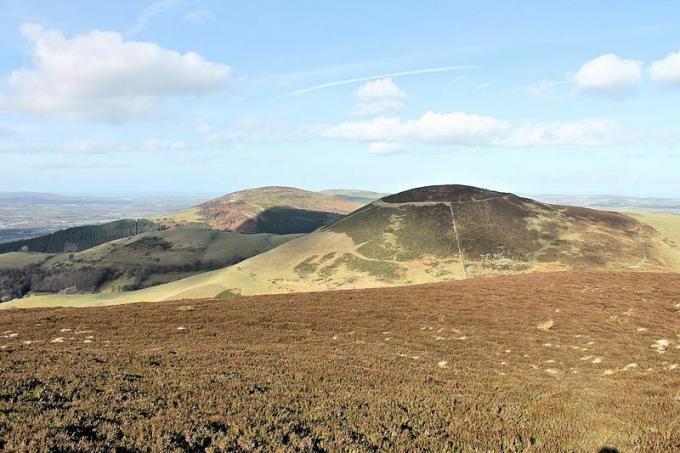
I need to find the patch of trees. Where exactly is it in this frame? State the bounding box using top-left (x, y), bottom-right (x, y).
top-left (0, 255), bottom-right (249, 302)
top-left (0, 268), bottom-right (33, 302)
top-left (0, 219), bottom-right (163, 254)
top-left (125, 236), bottom-right (172, 251)
top-left (121, 257), bottom-right (245, 291)
top-left (0, 266), bottom-right (115, 302)
top-left (30, 268), bottom-right (113, 293)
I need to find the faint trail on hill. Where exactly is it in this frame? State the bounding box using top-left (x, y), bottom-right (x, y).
top-left (448, 203), bottom-right (467, 279)
top-left (632, 224), bottom-right (649, 268)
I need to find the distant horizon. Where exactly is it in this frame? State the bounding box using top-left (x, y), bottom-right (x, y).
top-left (0, 186), bottom-right (679, 201)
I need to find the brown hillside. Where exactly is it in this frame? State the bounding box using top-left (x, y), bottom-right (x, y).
top-left (197, 186), bottom-right (362, 233)
top-left (1, 272), bottom-right (679, 450)
top-left (329, 184), bottom-right (667, 275)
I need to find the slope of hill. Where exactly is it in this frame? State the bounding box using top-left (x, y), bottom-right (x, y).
top-left (6, 184), bottom-right (680, 309)
top-left (1, 272), bottom-right (679, 451)
top-left (0, 229), bottom-right (299, 301)
top-left (157, 186), bottom-right (364, 234)
top-left (0, 219), bottom-right (163, 254)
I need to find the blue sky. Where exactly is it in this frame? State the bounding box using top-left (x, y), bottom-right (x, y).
top-left (0, 0), bottom-right (678, 197)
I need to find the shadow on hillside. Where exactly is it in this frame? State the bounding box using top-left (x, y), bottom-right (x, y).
top-left (244, 207), bottom-right (345, 234)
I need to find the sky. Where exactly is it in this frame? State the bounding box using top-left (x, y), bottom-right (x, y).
top-left (0, 0), bottom-right (679, 197)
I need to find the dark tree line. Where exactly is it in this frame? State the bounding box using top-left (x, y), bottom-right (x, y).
top-left (0, 266), bottom-right (114, 302)
top-left (0, 219), bottom-right (163, 254)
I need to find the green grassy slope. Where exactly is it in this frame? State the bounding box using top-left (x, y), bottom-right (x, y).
top-left (0, 228), bottom-right (300, 302)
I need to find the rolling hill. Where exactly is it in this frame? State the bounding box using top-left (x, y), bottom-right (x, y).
top-left (156, 186), bottom-right (365, 234)
top-left (5, 184), bottom-right (679, 308)
top-left (0, 229), bottom-right (299, 301)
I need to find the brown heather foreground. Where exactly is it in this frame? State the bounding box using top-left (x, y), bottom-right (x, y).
top-left (1, 272), bottom-right (680, 451)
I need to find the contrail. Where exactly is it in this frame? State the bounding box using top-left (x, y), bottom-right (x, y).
top-left (285, 65), bottom-right (477, 96)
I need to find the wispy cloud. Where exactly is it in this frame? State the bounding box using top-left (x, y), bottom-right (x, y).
top-left (0, 125), bottom-right (17, 138)
top-left (128, 0), bottom-right (182, 36)
top-left (285, 65), bottom-right (476, 96)
top-left (185, 9), bottom-right (214, 24)
top-left (526, 79), bottom-right (564, 98)
top-left (318, 113), bottom-right (633, 150)
top-left (62, 139), bottom-right (187, 154)
top-left (198, 111), bottom-right (635, 152)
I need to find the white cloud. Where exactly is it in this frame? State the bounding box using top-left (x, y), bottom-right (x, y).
top-left (497, 119), bottom-right (629, 147)
top-left (62, 139), bottom-right (186, 153)
top-left (351, 78), bottom-right (406, 116)
top-left (204, 111), bottom-right (630, 150)
top-left (322, 112), bottom-right (509, 145)
top-left (1, 24), bottom-right (231, 121)
top-left (355, 78), bottom-right (406, 101)
top-left (650, 50), bottom-right (680, 86)
top-left (368, 142), bottom-right (407, 154)
top-left (527, 79), bottom-right (560, 98)
top-left (195, 119), bottom-right (212, 134)
top-left (185, 9), bottom-right (214, 24)
top-left (572, 54), bottom-right (642, 98)
top-left (318, 111), bottom-right (630, 149)
top-left (200, 116), bottom-right (295, 143)
top-left (352, 99), bottom-right (404, 117)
